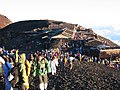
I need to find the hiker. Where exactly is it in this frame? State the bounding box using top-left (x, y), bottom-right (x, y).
top-left (50, 55), bottom-right (58, 75)
top-left (59, 53), bottom-right (64, 71)
top-left (28, 53), bottom-right (34, 65)
top-left (26, 53), bottom-right (35, 89)
top-left (1, 55), bottom-right (13, 90)
top-left (63, 54), bottom-right (68, 67)
top-left (10, 62), bottom-right (20, 89)
top-left (33, 54), bottom-right (51, 90)
top-left (68, 54), bottom-right (74, 70)
top-left (0, 56), bottom-right (5, 90)
top-left (9, 49), bottom-right (20, 89)
top-left (78, 52), bottom-right (82, 63)
top-left (116, 62), bottom-right (119, 69)
top-left (18, 53), bottom-right (31, 90)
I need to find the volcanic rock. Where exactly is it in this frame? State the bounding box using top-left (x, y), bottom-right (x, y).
top-left (29, 61), bottom-right (120, 90)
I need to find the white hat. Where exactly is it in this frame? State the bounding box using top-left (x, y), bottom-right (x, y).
top-left (0, 56), bottom-right (5, 64)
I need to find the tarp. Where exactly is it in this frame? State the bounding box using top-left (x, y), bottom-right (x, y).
top-left (52, 34), bottom-right (69, 39)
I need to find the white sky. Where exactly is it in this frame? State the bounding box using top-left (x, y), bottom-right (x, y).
top-left (0, 0), bottom-right (120, 26)
top-left (0, 0), bottom-right (120, 45)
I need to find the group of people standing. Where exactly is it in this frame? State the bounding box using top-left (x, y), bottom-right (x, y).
top-left (0, 48), bottom-right (66, 90)
top-left (1, 40), bottom-right (117, 90)
top-left (0, 40), bottom-right (88, 90)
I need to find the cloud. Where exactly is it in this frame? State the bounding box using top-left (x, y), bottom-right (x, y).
top-left (112, 40), bottom-right (120, 46)
top-left (90, 24), bottom-right (120, 46)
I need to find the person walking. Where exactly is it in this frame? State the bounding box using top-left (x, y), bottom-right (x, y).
top-left (68, 54), bottom-right (74, 70)
top-left (18, 53), bottom-right (31, 90)
top-left (50, 56), bottom-right (58, 75)
top-left (33, 54), bottom-right (51, 90)
top-left (0, 56), bottom-right (5, 90)
top-left (1, 55), bottom-right (13, 90)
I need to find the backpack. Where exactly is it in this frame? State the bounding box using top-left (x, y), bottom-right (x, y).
top-left (0, 73), bottom-right (5, 90)
top-left (0, 71), bottom-right (4, 83)
top-left (37, 57), bottom-right (49, 73)
top-left (17, 59), bottom-right (31, 84)
top-left (37, 58), bottom-right (46, 71)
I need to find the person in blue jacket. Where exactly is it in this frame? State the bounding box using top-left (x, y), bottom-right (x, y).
top-left (2, 55), bottom-right (13, 90)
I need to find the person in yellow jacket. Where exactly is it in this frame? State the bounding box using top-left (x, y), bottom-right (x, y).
top-left (18, 53), bottom-right (31, 90)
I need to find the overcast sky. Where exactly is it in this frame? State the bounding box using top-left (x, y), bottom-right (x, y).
top-left (0, 0), bottom-right (120, 45)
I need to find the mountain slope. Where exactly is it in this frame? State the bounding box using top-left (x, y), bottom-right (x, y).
top-left (0, 19), bottom-right (118, 51)
top-left (0, 14), bottom-right (12, 29)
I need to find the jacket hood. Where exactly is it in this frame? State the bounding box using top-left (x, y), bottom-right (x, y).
top-left (18, 53), bottom-right (26, 64)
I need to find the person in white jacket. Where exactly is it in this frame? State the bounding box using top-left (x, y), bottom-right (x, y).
top-left (50, 56), bottom-right (58, 75)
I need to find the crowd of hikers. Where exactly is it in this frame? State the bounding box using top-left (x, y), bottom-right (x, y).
top-left (0, 46), bottom-right (77, 90)
top-left (0, 41), bottom-right (119, 90)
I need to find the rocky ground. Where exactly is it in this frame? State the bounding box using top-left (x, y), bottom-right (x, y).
top-left (29, 61), bottom-right (120, 90)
